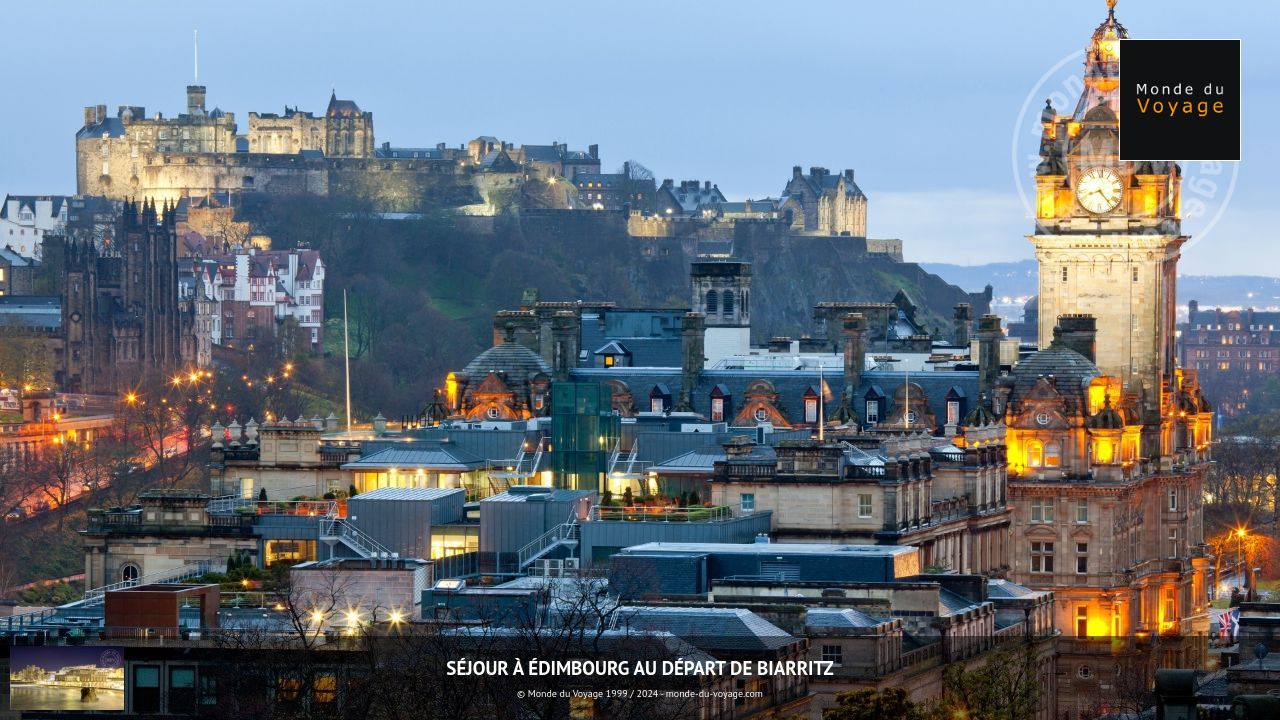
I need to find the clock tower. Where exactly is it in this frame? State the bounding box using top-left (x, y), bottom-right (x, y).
top-left (1030, 0), bottom-right (1184, 434)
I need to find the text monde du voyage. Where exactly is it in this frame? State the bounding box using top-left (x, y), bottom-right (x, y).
top-left (1133, 83), bottom-right (1227, 118)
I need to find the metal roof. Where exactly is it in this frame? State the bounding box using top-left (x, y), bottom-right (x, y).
top-left (615, 606), bottom-right (797, 652)
top-left (621, 542), bottom-right (916, 557)
top-left (804, 607), bottom-right (885, 629)
top-left (346, 487), bottom-right (464, 502)
top-left (342, 444), bottom-right (484, 471)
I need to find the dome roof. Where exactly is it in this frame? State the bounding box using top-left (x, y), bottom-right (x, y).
top-left (462, 341), bottom-right (553, 391)
top-left (1007, 343), bottom-right (1101, 418)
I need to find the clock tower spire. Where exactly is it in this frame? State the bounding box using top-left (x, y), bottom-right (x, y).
top-left (1028, 1), bottom-right (1184, 447)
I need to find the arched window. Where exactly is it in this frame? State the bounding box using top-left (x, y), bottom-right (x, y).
top-left (121, 563), bottom-right (140, 583)
top-left (1027, 441), bottom-right (1044, 468)
top-left (722, 290), bottom-right (735, 314)
top-left (705, 290), bottom-right (718, 314)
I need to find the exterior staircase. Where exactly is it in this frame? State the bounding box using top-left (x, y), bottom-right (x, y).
top-left (319, 513), bottom-right (394, 560)
top-left (2, 559), bottom-right (224, 632)
top-left (517, 508), bottom-right (581, 571)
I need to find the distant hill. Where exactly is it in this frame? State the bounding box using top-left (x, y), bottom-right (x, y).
top-left (923, 259), bottom-right (1280, 309)
top-left (241, 195), bottom-right (985, 416)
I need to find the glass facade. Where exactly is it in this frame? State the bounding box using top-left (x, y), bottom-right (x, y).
top-left (550, 382), bottom-right (620, 492)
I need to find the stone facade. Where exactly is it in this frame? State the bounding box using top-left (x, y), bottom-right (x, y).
top-left (1010, 11), bottom-right (1216, 711)
top-left (780, 166), bottom-right (867, 236)
top-left (54, 200), bottom-right (205, 393)
top-left (81, 490), bottom-right (257, 589)
top-left (1179, 301), bottom-right (1280, 417)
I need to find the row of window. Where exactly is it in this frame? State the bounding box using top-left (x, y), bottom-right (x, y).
top-left (1030, 490), bottom-right (1180, 525)
top-left (1195, 361), bottom-right (1275, 371)
top-left (1059, 267), bottom-right (1141, 282)
top-left (1190, 349), bottom-right (1274, 358)
top-left (740, 492), bottom-right (875, 518)
top-left (1029, 541), bottom-right (1091, 574)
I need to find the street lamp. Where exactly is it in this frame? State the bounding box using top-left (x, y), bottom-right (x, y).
top-left (1237, 527), bottom-right (1250, 601)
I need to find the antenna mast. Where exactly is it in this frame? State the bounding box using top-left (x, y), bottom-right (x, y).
top-left (193, 30), bottom-right (199, 83)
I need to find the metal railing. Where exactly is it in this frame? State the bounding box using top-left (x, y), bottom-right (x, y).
top-left (517, 508), bottom-right (580, 569)
top-left (590, 504), bottom-right (735, 523)
top-left (78, 560), bottom-right (221, 606)
top-left (3, 560), bottom-right (224, 633)
top-left (319, 515), bottom-right (393, 559)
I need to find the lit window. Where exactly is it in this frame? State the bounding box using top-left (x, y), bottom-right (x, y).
top-left (1027, 441), bottom-right (1044, 467)
top-left (1076, 606), bottom-right (1089, 637)
top-left (1045, 443), bottom-right (1062, 467)
top-left (946, 400), bottom-right (960, 425)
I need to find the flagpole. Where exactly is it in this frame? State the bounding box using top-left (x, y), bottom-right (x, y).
top-left (818, 363), bottom-right (825, 441)
top-left (343, 289), bottom-right (352, 434)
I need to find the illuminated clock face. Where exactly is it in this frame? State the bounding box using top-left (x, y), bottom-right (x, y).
top-left (1076, 167), bottom-right (1124, 214)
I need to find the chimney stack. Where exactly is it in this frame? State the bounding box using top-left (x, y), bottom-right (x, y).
top-left (551, 310), bottom-right (580, 382)
top-left (676, 312), bottom-right (705, 412)
top-left (1055, 314), bottom-right (1097, 363)
top-left (952, 303), bottom-right (973, 346)
top-left (976, 314), bottom-right (1003, 407)
top-left (841, 313), bottom-right (867, 405)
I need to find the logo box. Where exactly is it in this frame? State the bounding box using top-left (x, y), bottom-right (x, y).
top-left (1119, 39), bottom-right (1240, 161)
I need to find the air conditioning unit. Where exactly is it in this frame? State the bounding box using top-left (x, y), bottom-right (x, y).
top-left (536, 559), bottom-right (564, 577)
top-left (563, 558), bottom-right (580, 571)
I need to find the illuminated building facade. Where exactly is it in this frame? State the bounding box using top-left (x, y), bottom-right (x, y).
top-left (1008, 4), bottom-right (1215, 715)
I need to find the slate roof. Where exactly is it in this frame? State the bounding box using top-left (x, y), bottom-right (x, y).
top-left (461, 342), bottom-right (553, 402)
top-left (1, 195), bottom-right (69, 219)
top-left (615, 606), bottom-right (798, 652)
top-left (1006, 342), bottom-right (1099, 417)
top-left (375, 147), bottom-right (444, 159)
top-left (649, 447), bottom-right (726, 473)
top-left (0, 295), bottom-right (60, 330)
top-left (76, 117), bottom-right (126, 139)
top-left (342, 444), bottom-right (485, 471)
top-left (939, 588), bottom-right (984, 615)
top-left (326, 92), bottom-right (362, 117)
top-left (1187, 306), bottom-right (1280, 327)
top-left (804, 607), bottom-right (885, 629)
top-left (569, 366), bottom-right (979, 433)
top-left (985, 579), bottom-right (1046, 600)
top-left (520, 145), bottom-right (564, 163)
top-left (0, 248), bottom-right (35, 267)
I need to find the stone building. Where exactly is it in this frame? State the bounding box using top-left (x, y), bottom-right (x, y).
top-left (0, 246), bottom-right (36, 295)
top-left (53, 199), bottom-right (205, 393)
top-left (76, 86), bottom-right (237, 198)
top-left (81, 490), bottom-right (258, 589)
top-left (1006, 5), bottom-right (1216, 715)
top-left (1179, 301), bottom-right (1280, 417)
top-left (780, 166), bottom-right (867, 236)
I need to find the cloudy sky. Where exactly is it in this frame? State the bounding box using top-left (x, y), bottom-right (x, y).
top-left (0, 0), bottom-right (1273, 275)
